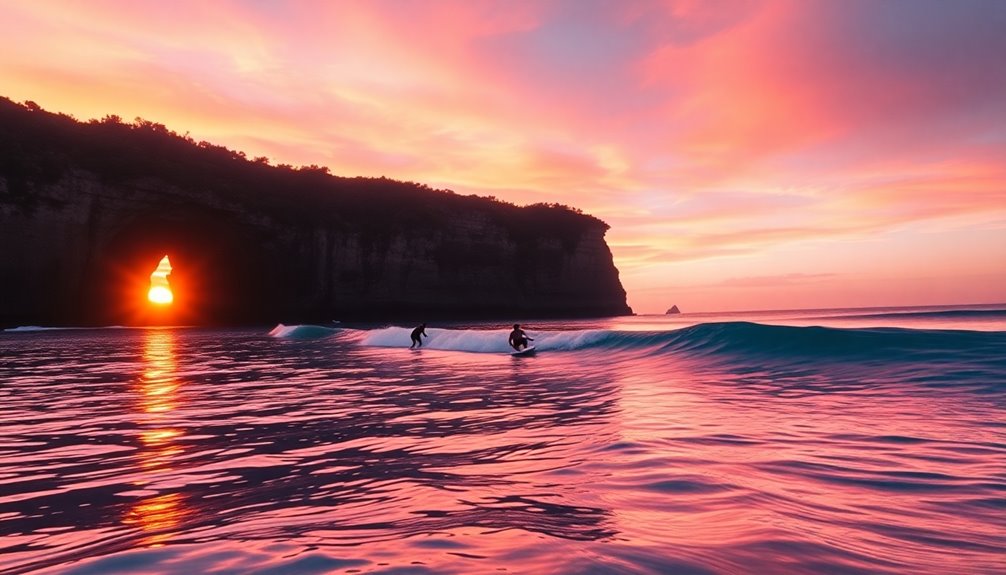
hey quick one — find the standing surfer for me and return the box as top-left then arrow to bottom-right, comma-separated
508,324 -> 533,351
410,323 -> 428,349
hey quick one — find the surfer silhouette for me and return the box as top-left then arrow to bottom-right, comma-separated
508,324 -> 533,351
410,323 -> 427,349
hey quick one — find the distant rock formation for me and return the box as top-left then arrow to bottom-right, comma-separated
0,97 -> 632,326
665,305 -> 681,314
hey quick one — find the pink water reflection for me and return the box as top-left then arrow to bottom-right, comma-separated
0,320 -> 1003,574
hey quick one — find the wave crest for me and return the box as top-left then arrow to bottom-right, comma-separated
356,322 -> 1006,363
269,324 -> 339,339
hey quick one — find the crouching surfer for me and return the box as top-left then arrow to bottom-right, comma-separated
410,323 -> 428,349
509,324 -> 534,351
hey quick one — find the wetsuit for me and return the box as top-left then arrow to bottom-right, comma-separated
509,329 -> 528,350
410,325 -> 427,348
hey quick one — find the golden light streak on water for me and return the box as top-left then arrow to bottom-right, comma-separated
126,330 -> 188,546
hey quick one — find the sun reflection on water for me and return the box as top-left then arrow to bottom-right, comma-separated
125,330 -> 188,546
123,493 -> 185,547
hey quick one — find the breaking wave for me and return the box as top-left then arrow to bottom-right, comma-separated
305,322 -> 1006,367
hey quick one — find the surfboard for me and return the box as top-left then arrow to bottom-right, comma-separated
510,346 -> 536,357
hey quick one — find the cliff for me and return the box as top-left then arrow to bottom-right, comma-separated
0,98 -> 631,326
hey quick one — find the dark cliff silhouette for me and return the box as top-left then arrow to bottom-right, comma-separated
0,97 -> 632,326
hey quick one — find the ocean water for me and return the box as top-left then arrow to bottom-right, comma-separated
1,305 -> 1005,574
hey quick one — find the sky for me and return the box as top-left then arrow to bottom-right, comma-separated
1,0 -> 1004,313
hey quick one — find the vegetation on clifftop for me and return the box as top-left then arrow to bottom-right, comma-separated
0,97 -> 609,245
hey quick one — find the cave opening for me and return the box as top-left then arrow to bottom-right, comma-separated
147,255 -> 174,306
86,213 -> 272,326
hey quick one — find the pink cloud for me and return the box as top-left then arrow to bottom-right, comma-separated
1,0 -> 1004,313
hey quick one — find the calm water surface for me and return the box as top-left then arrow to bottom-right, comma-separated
2,306 -> 1005,574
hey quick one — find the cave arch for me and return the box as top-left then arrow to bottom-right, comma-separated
86,209 -> 273,326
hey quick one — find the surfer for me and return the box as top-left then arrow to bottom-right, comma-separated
410,323 -> 428,349
508,324 -> 533,351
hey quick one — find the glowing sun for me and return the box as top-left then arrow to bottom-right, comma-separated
148,285 -> 173,305
147,255 -> 174,305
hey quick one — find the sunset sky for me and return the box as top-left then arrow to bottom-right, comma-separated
2,0 -> 1004,313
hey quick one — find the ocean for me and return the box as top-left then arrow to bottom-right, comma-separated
1,305 -> 1004,574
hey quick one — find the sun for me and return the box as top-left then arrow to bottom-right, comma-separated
148,285 -> 174,305
147,255 -> 174,306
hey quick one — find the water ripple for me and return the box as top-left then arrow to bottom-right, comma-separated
1,327 -> 1004,574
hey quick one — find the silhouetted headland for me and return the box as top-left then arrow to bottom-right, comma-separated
0,97 -> 631,326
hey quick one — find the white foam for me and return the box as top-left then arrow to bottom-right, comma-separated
361,327 -> 609,353
3,325 -> 129,332
533,329 -> 609,351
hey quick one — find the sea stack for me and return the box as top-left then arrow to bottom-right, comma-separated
665,305 -> 681,314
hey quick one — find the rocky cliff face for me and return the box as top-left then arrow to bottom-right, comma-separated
0,98 -> 631,326
0,170 -> 631,326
